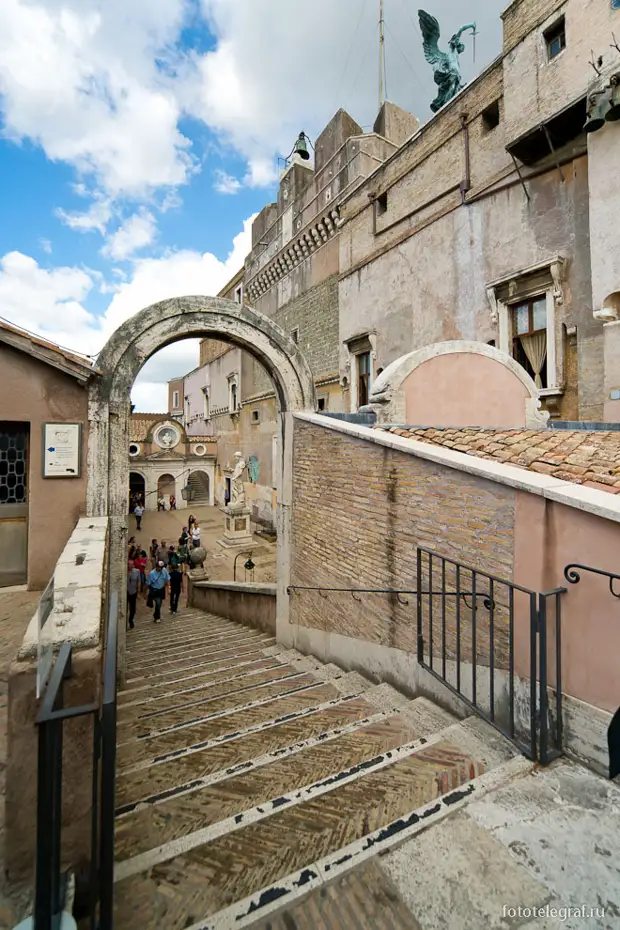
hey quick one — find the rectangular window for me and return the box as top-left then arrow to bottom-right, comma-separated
357,351 -> 371,408
234,285 -> 243,304
291,327 -> 299,344
317,396 -> 327,412
172,391 -> 179,409
230,382 -> 238,412
482,100 -> 500,132
545,17 -> 566,60
376,192 -> 388,216
511,297 -> 548,388
203,391 -> 210,420
251,409 -> 260,423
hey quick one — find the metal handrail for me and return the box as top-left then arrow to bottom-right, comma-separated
564,563 -> 620,599
34,592 -> 118,930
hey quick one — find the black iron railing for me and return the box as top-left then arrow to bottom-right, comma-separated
417,548 -> 565,764
288,548 -> 566,765
35,591 -> 118,930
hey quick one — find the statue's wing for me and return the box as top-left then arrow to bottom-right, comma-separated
418,10 -> 446,67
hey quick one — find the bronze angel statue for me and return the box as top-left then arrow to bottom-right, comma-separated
418,10 -> 477,113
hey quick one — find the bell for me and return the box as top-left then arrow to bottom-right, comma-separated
294,132 -> 311,160
583,91 -> 611,133
606,80 -> 620,122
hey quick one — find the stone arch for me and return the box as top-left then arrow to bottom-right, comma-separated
157,473 -> 176,501
188,470 -> 210,503
367,341 -> 549,428
87,295 -> 316,676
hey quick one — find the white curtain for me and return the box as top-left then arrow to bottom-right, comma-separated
520,331 -> 547,388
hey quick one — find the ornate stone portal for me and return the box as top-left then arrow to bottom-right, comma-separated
218,451 -> 254,548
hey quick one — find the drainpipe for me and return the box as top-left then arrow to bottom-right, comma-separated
460,113 -> 471,204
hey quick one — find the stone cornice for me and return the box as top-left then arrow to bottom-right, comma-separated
246,205 -> 343,304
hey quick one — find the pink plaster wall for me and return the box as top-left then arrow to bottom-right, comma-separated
401,353 -> 530,427
515,491 -> 620,713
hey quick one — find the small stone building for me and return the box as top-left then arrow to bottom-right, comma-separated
0,320 -> 94,589
128,413 -> 217,510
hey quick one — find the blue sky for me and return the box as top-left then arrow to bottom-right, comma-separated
0,0 -> 506,411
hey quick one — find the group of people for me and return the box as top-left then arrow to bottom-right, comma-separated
158,493 -> 176,511
126,514 -> 203,626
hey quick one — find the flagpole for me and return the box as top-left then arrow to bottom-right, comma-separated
379,0 -> 385,109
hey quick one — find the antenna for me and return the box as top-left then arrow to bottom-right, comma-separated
379,0 -> 386,108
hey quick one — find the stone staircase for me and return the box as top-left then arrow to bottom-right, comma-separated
113,609 -> 532,929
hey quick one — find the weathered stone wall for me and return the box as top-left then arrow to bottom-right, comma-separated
340,156 -> 595,419
291,419 -> 515,660
288,414 -> 620,722
503,0 -> 618,145
251,275 -> 340,397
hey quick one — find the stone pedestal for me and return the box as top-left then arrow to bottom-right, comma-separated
218,506 -> 254,549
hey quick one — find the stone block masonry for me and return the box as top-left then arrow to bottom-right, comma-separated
253,276 -> 339,396
291,421 -> 516,664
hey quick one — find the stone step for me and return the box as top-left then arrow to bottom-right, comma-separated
114,691 -> 433,815
112,726 -> 511,930
125,637 -> 277,680
125,643 -> 281,686
117,663 -> 308,724
116,675 -> 370,769
126,628 -> 269,669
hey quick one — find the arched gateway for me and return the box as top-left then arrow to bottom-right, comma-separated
87,295 -> 316,675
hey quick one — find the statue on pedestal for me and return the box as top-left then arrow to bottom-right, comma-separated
230,452 -> 247,509
418,10 -> 477,113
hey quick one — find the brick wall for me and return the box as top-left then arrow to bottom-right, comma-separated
252,275 -> 339,395
199,339 -> 231,367
291,421 -> 516,663
502,0 -> 566,54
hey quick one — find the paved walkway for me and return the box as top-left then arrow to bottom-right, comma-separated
127,504 -> 276,582
0,587 -> 40,928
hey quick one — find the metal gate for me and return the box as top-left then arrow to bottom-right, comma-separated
0,422 -> 29,586
416,547 -> 565,764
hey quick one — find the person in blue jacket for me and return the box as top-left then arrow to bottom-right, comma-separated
147,561 -> 170,623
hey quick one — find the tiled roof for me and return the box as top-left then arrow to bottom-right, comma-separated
0,318 -> 96,381
380,427 -> 620,494
129,414 -> 168,442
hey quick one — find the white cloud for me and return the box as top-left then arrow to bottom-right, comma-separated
0,214 -> 255,409
39,238 -> 52,254
191,0 -> 506,186
0,250 -> 99,351
102,211 -> 158,261
213,169 -> 242,195
0,0 -> 509,210
0,0 -> 196,202
56,192 -> 113,235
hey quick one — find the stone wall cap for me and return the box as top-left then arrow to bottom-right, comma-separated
193,581 -> 277,596
293,413 -> 620,523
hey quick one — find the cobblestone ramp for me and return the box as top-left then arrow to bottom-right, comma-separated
114,609 -> 524,929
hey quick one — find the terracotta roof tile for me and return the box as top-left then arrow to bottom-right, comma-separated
379,427 -> 620,493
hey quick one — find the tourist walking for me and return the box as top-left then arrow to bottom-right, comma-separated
134,502 -> 144,530
134,550 -> 148,593
147,561 -> 169,623
191,521 -> 201,546
157,494 -> 166,512
156,539 -> 169,566
169,561 -> 183,615
177,536 -> 189,575
149,538 -> 158,568
127,559 -> 141,629
169,494 -> 177,510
